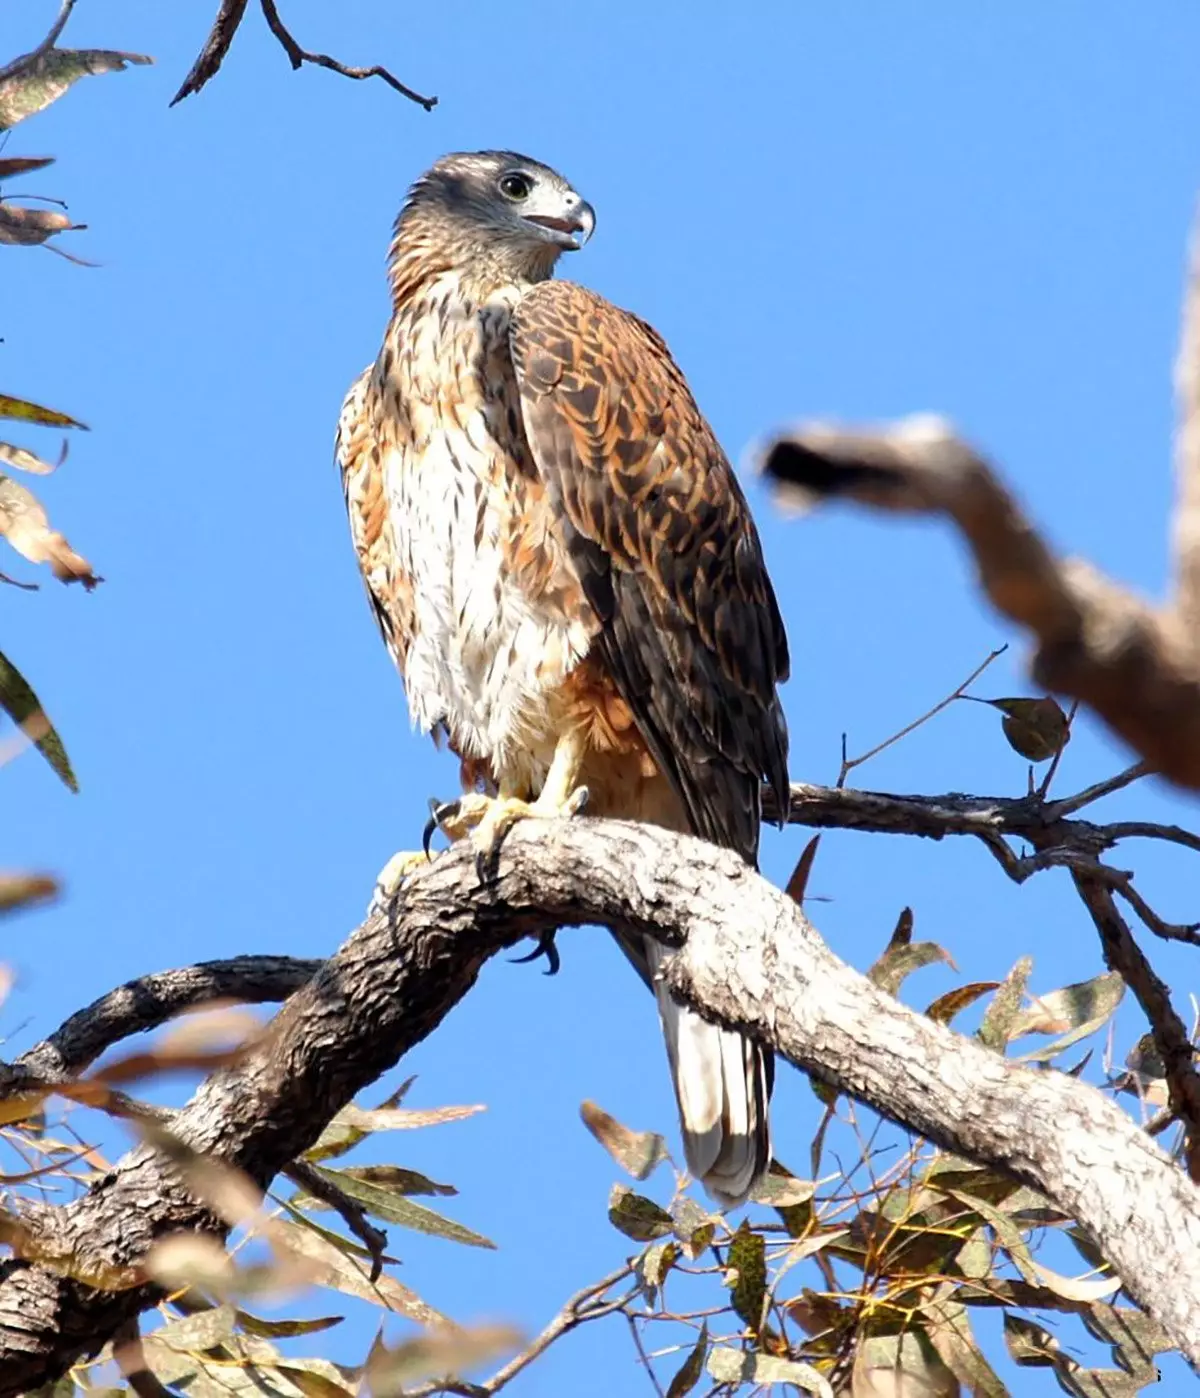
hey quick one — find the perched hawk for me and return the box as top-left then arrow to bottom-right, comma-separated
337,151 -> 790,1207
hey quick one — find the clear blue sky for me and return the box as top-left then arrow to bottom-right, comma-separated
5,1 -> 1200,1391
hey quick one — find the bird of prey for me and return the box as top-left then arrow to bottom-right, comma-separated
337,150 -> 790,1207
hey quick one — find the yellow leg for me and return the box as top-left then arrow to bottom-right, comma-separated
368,848 -> 432,916
429,731 -> 590,869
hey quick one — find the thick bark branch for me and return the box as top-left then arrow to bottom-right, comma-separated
7,955 -> 320,1089
761,417 -> 1200,789
2,820 -> 1200,1387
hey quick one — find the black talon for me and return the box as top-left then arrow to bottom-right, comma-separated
423,797 -> 457,857
510,930 -> 561,976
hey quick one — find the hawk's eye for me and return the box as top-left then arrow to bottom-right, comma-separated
499,172 -> 533,201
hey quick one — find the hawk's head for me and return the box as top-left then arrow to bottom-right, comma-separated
395,151 -> 595,283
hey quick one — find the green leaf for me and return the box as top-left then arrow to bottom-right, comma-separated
854,1330 -> 962,1397
150,1303 -> 237,1351
0,393 -> 86,429
273,1368 -> 357,1398
1081,1303 -> 1174,1371
276,1193 -> 398,1265
869,939 -> 953,997
271,1216 -> 442,1324
305,1100 -> 483,1161
706,1348 -> 833,1394
637,1238 -> 678,1302
331,1164 -> 456,1197
925,1299 -> 1010,1397
962,694 -> 1071,762
944,1188 -> 1117,1302
580,1099 -> 669,1180
669,1195 -> 717,1257
22,1380 -> 75,1398
305,1162 -> 494,1249
748,1165 -> 816,1208
235,1309 -> 344,1339
608,1184 -> 673,1242
0,648 -> 77,790
665,1323 -> 707,1398
977,957 -> 1032,1050
727,1219 -> 767,1334
0,48 -> 154,131
1002,1313 -> 1060,1367
1013,972 -> 1125,1062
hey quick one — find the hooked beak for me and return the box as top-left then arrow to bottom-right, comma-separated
524,197 -> 595,251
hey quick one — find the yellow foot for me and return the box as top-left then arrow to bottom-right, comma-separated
368,848 -> 432,916
426,785 -> 590,876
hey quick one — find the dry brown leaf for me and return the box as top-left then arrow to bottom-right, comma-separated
0,202 -> 84,246
0,155 -> 54,179
0,47 -> 153,130
366,1324 -> 521,1395
0,473 -> 99,586
580,1099 -> 669,1180
0,872 -> 57,912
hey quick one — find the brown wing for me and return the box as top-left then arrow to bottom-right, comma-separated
509,281 -> 789,866
336,366 -> 414,677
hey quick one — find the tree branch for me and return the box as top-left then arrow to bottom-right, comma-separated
170,1 -> 436,109
5,954 -> 320,1090
406,1263 -> 639,1397
3,820 -> 1200,1388
169,0 -> 250,105
1072,872 -> 1200,1177
258,0 -> 437,110
760,416 -> 1200,790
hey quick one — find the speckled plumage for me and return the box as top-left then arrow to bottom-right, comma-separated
337,151 -> 790,1206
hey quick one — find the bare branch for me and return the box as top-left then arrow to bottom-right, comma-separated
169,0 -> 250,105
1042,761 -> 1153,818
282,1158 -> 389,1282
1114,878 -> 1200,946
760,417 -> 1200,790
838,645 -> 1006,785
258,0 -> 437,111
408,1264 -> 638,1397
38,0 -> 78,56
2,820 -> 1200,1387
1175,198 -> 1200,632
6,954 -> 319,1089
1072,872 -> 1200,1178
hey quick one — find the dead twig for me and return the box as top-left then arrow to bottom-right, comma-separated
1072,873 -> 1200,1180
406,1263 -> 638,1397
170,0 -> 250,105
258,0 -> 436,110
282,1157 -> 388,1282
837,645 -> 1007,786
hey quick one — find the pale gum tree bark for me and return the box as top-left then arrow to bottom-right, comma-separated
2,818 -> 1199,1389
